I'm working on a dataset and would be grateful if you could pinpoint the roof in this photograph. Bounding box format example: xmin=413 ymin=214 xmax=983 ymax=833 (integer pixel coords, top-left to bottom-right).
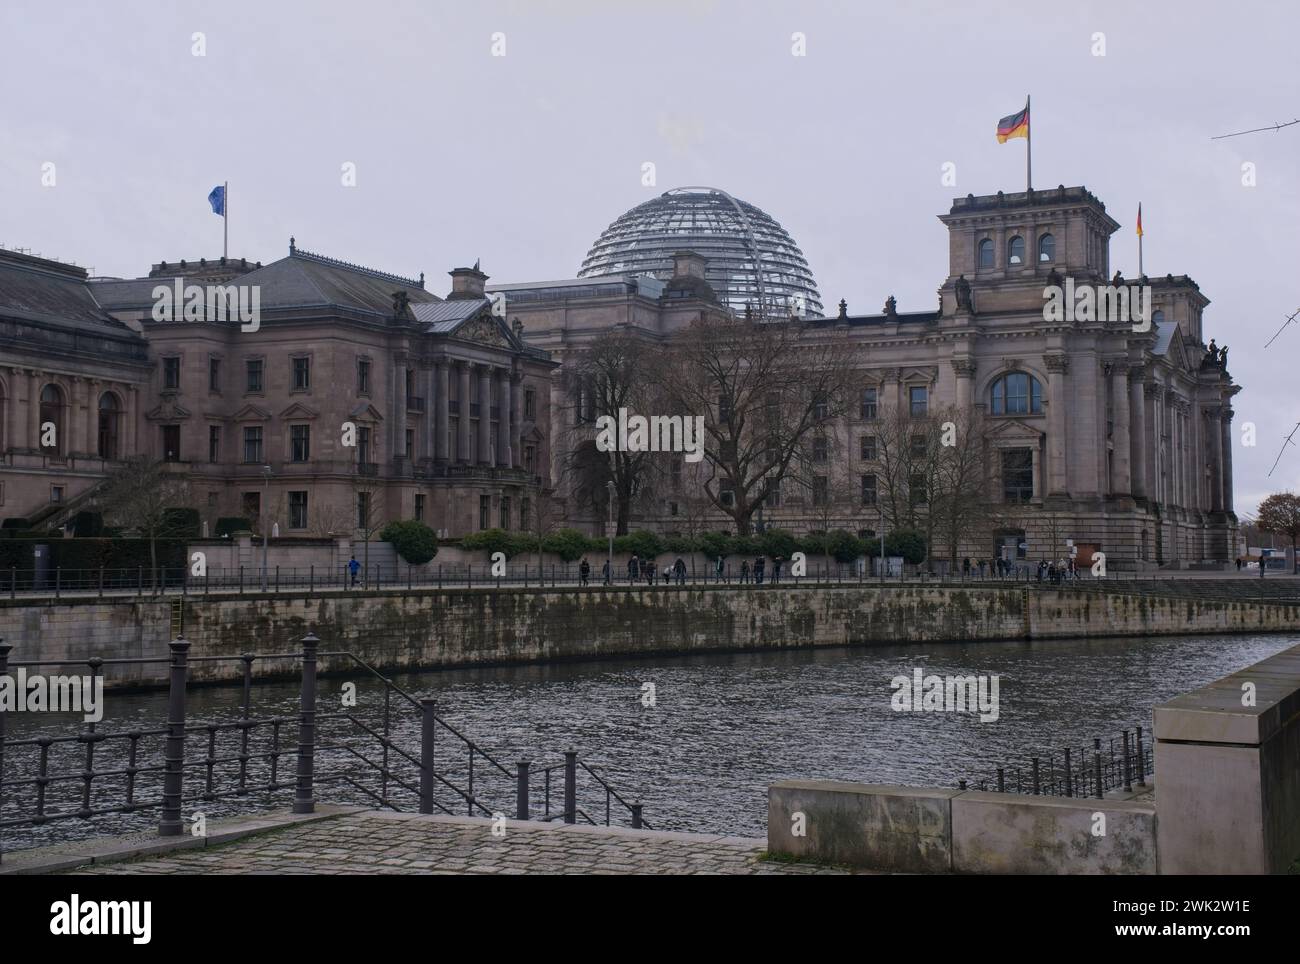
xmin=0 ymin=248 xmax=143 ymax=337
xmin=410 ymin=298 xmax=490 ymax=332
xmin=1152 ymin=320 xmax=1177 ymax=356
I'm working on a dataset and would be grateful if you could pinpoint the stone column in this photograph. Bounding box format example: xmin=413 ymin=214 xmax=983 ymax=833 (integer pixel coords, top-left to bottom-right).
xmin=1144 ymin=385 xmax=1162 ymax=505
xmin=1044 ymin=354 xmax=1069 ymax=497
xmin=85 ymin=380 xmax=99 ymax=457
xmin=478 ymin=364 xmax=493 ymax=466
xmin=435 ymin=361 xmax=450 ymax=463
xmin=510 ymin=374 xmax=523 ymax=469
xmin=952 ymin=359 xmax=975 ymax=410
xmin=423 ymin=365 xmax=436 ymax=462
xmin=126 ymin=384 xmax=139 ymax=459
xmin=1129 ymin=369 xmax=1146 ymax=499
xmin=497 ymin=368 xmax=512 ymax=467
xmin=1220 ymin=407 xmax=1234 ymax=514
xmin=392 ymin=359 xmax=408 ymax=462
xmin=28 ymin=370 xmax=41 ymax=451
xmin=1069 ymin=352 xmax=1101 ymax=497
xmin=1207 ymin=408 xmax=1223 ymax=513
xmin=457 ymin=362 xmax=471 ymax=463
xmin=1109 ymin=362 xmax=1130 ymax=496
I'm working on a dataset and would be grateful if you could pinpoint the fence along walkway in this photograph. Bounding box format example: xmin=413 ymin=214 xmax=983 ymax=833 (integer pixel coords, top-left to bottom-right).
xmin=0 ymin=636 xmax=646 ymax=864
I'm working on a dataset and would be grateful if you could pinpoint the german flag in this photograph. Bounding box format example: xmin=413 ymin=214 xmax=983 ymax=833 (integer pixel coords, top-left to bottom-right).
xmin=996 ymin=102 xmax=1029 ymax=143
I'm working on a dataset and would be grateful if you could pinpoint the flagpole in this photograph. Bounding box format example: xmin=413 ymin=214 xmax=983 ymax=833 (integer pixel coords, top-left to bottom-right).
xmin=1138 ymin=203 xmax=1144 ymax=277
xmin=223 ymin=181 xmax=228 ymax=260
xmin=1026 ymin=95 xmax=1032 ymax=192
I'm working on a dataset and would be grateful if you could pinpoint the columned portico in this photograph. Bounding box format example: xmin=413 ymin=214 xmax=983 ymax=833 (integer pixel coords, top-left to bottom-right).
xmin=1044 ymin=354 xmax=1069 ymax=498
xmin=497 ymin=367 xmax=512 ymax=467
xmin=1129 ymin=368 xmax=1146 ymax=499
xmin=436 ymin=361 xmax=450 ymax=462
xmin=1108 ymin=361 xmax=1131 ymax=496
xmin=457 ymin=362 xmax=471 ymax=463
xmin=477 ymin=364 xmax=493 ymax=466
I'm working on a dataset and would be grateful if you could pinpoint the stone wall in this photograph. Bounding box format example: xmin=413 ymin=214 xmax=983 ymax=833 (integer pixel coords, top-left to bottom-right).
xmin=3 ymin=584 xmax=1298 ymax=688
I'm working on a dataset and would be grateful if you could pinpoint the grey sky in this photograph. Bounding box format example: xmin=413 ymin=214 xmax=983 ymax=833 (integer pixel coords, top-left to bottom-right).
xmin=2 ymin=0 xmax=1296 ymax=514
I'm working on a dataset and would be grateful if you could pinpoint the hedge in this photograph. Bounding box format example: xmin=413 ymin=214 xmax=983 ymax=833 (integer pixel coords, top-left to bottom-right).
xmin=380 ymin=520 xmax=439 ymax=565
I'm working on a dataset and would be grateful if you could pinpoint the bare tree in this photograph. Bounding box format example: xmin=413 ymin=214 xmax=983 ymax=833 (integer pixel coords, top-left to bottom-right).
xmin=930 ymin=405 xmax=994 ymax=569
xmin=99 ymin=457 xmax=192 ymax=589
xmin=351 ymin=466 xmax=386 ymax=585
xmin=1257 ymin=491 xmax=1300 ymax=573
xmin=654 ymin=312 xmax=860 ymax=536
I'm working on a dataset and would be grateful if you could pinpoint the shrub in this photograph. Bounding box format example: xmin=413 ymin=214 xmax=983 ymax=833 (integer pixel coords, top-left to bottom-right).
xmin=71 ymin=511 xmax=104 ymax=538
xmin=215 ymin=517 xmax=253 ymax=539
xmin=730 ymin=534 xmax=759 ymax=556
xmin=542 ymin=528 xmax=593 ymax=562
xmin=827 ymin=530 xmax=864 ymax=563
xmin=616 ymin=529 xmax=663 ymax=560
xmin=381 ymin=520 xmax=439 ymax=565
xmin=800 ymin=530 xmax=830 ymax=557
xmin=459 ymin=528 xmax=516 ymax=558
xmin=759 ymin=528 xmax=798 ymax=561
xmin=885 ymin=529 xmax=927 ymax=564
xmin=698 ymin=531 xmax=732 ymax=560
xmin=160 ymin=507 xmax=201 ymax=539
xmin=663 ymin=533 xmax=696 ymax=554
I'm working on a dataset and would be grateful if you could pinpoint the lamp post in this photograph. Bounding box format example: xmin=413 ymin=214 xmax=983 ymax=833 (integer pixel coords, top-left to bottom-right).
xmin=261 ymin=464 xmax=272 ymax=591
xmin=879 ymin=505 xmax=885 ymax=584
xmin=605 ymin=480 xmax=616 ymax=583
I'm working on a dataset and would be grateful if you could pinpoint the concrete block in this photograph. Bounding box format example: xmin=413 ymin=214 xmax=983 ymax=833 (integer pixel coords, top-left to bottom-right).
xmin=952 ymin=791 xmax=1157 ymax=875
xmin=768 ymin=780 xmax=958 ymax=872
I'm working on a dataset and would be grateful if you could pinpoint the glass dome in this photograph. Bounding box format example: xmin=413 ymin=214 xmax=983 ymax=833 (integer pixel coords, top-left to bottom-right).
xmin=577 ymin=187 xmax=823 ymax=318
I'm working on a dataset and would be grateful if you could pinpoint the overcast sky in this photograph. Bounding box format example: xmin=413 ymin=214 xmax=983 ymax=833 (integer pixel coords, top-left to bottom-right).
xmin=2 ymin=0 xmax=1296 ymax=515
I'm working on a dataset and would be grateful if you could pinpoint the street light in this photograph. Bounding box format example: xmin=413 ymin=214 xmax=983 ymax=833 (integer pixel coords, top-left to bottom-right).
xmin=261 ymin=464 xmax=272 ymax=591
xmin=605 ymin=480 xmax=616 ymax=584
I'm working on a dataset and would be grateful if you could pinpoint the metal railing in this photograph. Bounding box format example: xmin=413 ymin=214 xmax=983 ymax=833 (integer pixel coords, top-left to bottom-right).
xmin=959 ymin=726 xmax=1154 ymax=799
xmin=0 ymin=635 xmax=647 ymax=862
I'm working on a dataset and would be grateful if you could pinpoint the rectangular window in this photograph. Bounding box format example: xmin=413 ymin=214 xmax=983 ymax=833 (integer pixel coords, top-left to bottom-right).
xmin=0 ymin=481 xmax=5 ymax=505
xmin=720 ymin=484 xmax=735 ymax=508
xmin=500 ymin=496 xmax=511 ymax=530
xmin=414 ymin=494 xmax=425 ymax=522
xmin=479 ymin=495 xmax=491 ymax=531
xmin=910 ymin=434 xmax=928 ymax=458
xmin=51 ymin=485 xmax=65 ymax=505
xmin=909 ymin=386 xmax=928 ymax=417
xmin=242 ymin=491 xmax=260 ymax=521
xmin=520 ymin=497 xmax=531 ymax=532
xmin=357 ymin=357 xmax=371 ymax=394
xmin=670 ymin=459 xmax=682 ymax=492
xmin=765 ymin=477 xmax=781 ymax=507
xmin=209 ymin=357 xmax=221 ymax=392
xmin=292 ymin=356 xmax=310 ymax=391
xmin=812 ymin=476 xmax=828 ymax=506
xmin=208 ymin=425 xmax=221 ymax=463
xmin=357 ymin=491 xmax=371 ymax=529
xmin=1002 ymin=448 xmax=1034 ymax=503
xmin=718 ymin=394 xmax=732 ymax=424
xmin=357 ymin=426 xmax=371 ymax=464
xmin=860 ymin=435 xmax=876 ymax=461
xmin=162 ymin=425 xmax=181 ymax=462
xmin=524 ymin=389 xmax=536 ymax=419
xmin=860 ymin=388 xmax=877 ymax=420
xmin=243 ymin=426 xmax=263 ymax=464
xmin=813 ymin=392 xmax=829 ymax=420
xmin=290 ymin=424 xmax=311 ymax=462
xmin=288 ymin=491 xmax=308 ymax=529
xmin=910 ymin=472 xmax=927 ymax=504
xmin=163 ymin=357 xmax=181 ymax=391
xmin=523 ymin=444 xmax=536 ymax=473
xmin=812 ymin=436 xmax=828 ymax=462
xmin=405 ymin=428 xmax=415 ymax=458
xmin=246 ymin=358 xmax=264 ymax=393
xmin=861 ymin=473 xmax=877 ymax=506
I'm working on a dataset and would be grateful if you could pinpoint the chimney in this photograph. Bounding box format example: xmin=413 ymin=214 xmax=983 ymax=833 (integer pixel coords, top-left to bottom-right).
xmin=672 ymin=250 xmax=708 ymax=281
xmin=447 ymin=264 xmax=488 ymax=300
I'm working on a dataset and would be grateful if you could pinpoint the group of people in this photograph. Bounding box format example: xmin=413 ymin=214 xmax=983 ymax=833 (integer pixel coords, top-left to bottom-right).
xmin=960 ymin=557 xmax=1019 ymax=579
xmin=574 ymin=554 xmax=790 ymax=587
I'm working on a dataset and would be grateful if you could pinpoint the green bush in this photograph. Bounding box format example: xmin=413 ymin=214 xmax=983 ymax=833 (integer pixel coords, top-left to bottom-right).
xmin=160 ymin=507 xmax=202 ymax=539
xmin=731 ymin=534 xmax=759 ymax=556
xmin=71 ymin=511 xmax=104 ymax=538
xmin=663 ymin=533 xmax=696 ymax=554
xmin=2 ymin=517 xmax=31 ymax=530
xmin=542 ymin=528 xmax=593 ymax=562
xmin=459 ymin=528 xmax=517 ymax=558
xmin=615 ymin=529 xmax=663 ymax=559
xmin=885 ymin=529 xmax=927 ymax=564
xmin=759 ymin=528 xmax=797 ymax=561
xmin=381 ymin=520 xmax=439 ymax=565
xmin=215 ymin=517 xmax=253 ymax=538
xmin=698 ymin=531 xmax=732 ymax=560
xmin=827 ymin=530 xmax=864 ymax=563
xmin=800 ymin=530 xmax=829 ymax=556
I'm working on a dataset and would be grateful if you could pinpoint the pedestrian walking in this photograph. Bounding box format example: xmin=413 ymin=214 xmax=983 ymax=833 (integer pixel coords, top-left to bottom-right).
xmin=628 ymin=555 xmax=640 ymax=584
xmin=645 ymin=558 xmax=657 ymax=586
xmin=579 ymin=557 xmax=590 ymax=586
xmin=754 ymin=556 xmax=766 ymax=585
xmin=740 ymin=559 xmax=750 ymax=584
xmin=772 ymin=557 xmax=783 ymax=584
xmin=602 ymin=559 xmax=611 ymax=585
xmin=715 ymin=554 xmax=726 ymax=584
xmin=673 ymin=557 xmax=687 ymax=585
xmin=348 ymin=555 xmax=360 ymax=588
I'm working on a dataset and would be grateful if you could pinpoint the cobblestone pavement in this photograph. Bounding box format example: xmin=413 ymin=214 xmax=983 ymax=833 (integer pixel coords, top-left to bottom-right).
xmin=73 ymin=810 xmax=856 ymax=875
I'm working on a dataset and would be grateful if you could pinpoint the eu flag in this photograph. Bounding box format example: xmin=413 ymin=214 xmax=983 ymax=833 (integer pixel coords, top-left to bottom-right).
xmin=207 ymin=185 xmax=226 ymax=216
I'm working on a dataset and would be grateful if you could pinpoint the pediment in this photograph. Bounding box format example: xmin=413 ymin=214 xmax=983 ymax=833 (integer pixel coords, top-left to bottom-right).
xmin=455 ymin=311 xmax=512 ymax=348
xmin=232 ymin=403 xmax=272 ymax=421
xmin=279 ymin=401 xmax=320 ymax=420
xmin=348 ymin=401 xmax=385 ymax=422
xmin=899 ymin=366 xmax=938 ymax=384
xmin=145 ymin=399 xmax=192 ymax=421
xmin=986 ymin=418 xmax=1045 ymax=442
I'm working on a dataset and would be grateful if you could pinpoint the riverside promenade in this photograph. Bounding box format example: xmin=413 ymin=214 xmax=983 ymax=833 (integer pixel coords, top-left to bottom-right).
xmin=3 ymin=808 xmax=852 ymax=876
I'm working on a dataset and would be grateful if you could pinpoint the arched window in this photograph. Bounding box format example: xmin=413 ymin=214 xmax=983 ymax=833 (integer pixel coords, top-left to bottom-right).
xmin=1151 ymin=309 xmax=1165 ymax=326
xmin=990 ymin=372 xmax=1043 ymax=415
xmin=38 ymin=384 xmax=64 ymax=453
xmin=98 ymin=392 xmax=121 ymax=460
xmin=977 ymin=238 xmax=994 ymax=269
xmin=1038 ymin=233 xmax=1055 ymax=262
xmin=1008 ymin=235 xmax=1025 ymax=265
